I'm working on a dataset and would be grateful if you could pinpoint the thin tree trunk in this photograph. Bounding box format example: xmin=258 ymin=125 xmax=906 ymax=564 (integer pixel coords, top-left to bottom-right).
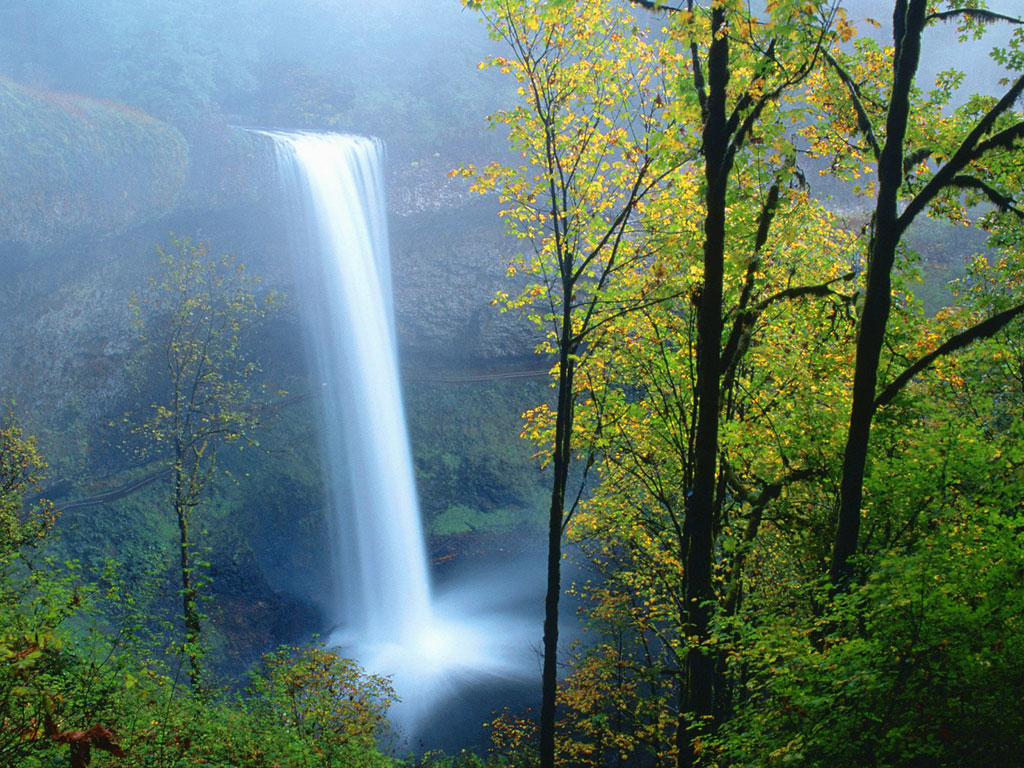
xmin=540 ymin=313 xmax=576 ymax=768
xmin=175 ymin=465 xmax=202 ymax=689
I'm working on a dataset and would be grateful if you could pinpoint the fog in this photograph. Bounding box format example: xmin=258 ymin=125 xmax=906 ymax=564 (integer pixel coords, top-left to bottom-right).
xmin=1 ymin=0 xmax=1017 ymax=178
xmin=842 ymin=0 xmax=1019 ymax=102
xmin=0 ymin=0 xmax=509 ymax=159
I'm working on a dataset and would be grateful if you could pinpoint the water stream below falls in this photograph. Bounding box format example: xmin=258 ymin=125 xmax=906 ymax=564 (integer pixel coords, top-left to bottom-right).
xmin=264 ymin=131 xmax=535 ymax=738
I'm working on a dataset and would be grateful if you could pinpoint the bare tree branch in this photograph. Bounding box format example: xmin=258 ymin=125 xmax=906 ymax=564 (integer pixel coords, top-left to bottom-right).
xmin=927 ymin=9 xmax=1024 ymax=25
xmin=874 ymin=301 xmax=1024 ymax=410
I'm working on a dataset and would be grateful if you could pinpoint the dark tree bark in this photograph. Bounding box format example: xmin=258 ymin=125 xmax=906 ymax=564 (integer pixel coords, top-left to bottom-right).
xmin=830 ymin=0 xmax=1024 ymax=588
xmin=677 ymin=7 xmax=728 ymax=768
xmin=539 ymin=310 xmax=576 ymax=768
xmin=831 ymin=0 xmax=927 ymax=589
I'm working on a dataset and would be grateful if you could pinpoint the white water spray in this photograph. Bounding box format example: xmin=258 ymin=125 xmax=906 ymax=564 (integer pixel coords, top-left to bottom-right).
xmin=269 ymin=132 xmax=432 ymax=641
xmin=264 ymin=131 xmax=533 ymax=734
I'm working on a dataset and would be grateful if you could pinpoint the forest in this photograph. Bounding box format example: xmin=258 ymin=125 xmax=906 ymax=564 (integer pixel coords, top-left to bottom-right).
xmin=1 ymin=0 xmax=1023 ymax=766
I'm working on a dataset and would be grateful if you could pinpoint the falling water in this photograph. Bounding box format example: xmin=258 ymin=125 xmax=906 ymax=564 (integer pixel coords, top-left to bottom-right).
xmin=264 ymin=131 xmax=535 ymax=736
xmin=268 ymin=131 xmax=432 ymax=642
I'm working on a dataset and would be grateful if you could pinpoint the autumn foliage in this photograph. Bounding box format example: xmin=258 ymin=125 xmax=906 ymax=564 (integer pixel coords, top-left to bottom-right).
xmin=466 ymin=0 xmax=1024 ymax=765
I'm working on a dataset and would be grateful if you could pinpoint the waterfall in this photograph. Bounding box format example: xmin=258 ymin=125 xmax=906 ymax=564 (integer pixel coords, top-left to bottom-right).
xmin=263 ymin=130 xmax=534 ymax=737
xmin=268 ymin=131 xmax=432 ymax=642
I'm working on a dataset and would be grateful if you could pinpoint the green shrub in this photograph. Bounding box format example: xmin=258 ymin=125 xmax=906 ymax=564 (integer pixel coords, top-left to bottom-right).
xmin=715 ymin=514 xmax=1024 ymax=768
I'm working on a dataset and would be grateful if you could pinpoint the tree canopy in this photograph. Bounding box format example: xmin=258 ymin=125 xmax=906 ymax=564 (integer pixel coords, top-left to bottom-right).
xmin=466 ymin=0 xmax=1024 ymax=765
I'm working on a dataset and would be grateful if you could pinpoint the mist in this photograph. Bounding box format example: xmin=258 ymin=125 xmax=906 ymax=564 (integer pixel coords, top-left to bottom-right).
xmin=1 ymin=0 xmax=1021 ymax=761
xmin=0 ymin=0 xmax=508 ymax=157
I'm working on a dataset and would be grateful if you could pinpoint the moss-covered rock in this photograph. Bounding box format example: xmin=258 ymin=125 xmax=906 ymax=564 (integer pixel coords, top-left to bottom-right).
xmin=175 ymin=114 xmax=278 ymax=214
xmin=0 ymin=77 xmax=189 ymax=247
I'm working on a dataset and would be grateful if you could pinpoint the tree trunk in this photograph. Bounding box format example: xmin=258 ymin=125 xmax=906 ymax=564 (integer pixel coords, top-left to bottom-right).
xmin=678 ymin=9 xmax=728 ymax=767
xmin=831 ymin=0 xmax=926 ymax=588
xmin=175 ymin=465 xmax=203 ymax=689
xmin=539 ymin=313 xmax=577 ymax=768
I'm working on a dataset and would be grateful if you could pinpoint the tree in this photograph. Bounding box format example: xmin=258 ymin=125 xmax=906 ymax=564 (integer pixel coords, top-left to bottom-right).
xmin=561 ymin=184 xmax=856 ymax=764
xmin=615 ymin=3 xmax=854 ymax=763
xmin=0 ymin=403 xmax=55 ymax=559
xmin=130 ymin=237 xmax=276 ymax=688
xmin=462 ymin=3 xmax=675 ymax=763
xmin=468 ymin=1 xmax=860 ymax=763
xmin=0 ymin=408 xmax=132 ymax=767
xmin=469 ymin=2 xmax=1024 ymax=765
xmin=245 ymin=645 xmax=397 ymax=768
xmin=462 ymin=0 xmax=684 ymax=765
xmin=0 ymin=405 xmax=60 ymax=766
xmin=464 ymin=1 xmax=671 ymax=765
xmin=814 ymin=1 xmax=1024 ymax=587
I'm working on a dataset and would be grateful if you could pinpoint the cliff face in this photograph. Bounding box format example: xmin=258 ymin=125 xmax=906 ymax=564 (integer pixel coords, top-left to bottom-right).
xmin=391 ymin=201 xmax=536 ymax=365
xmin=0 ymin=88 xmax=536 ymax=468
xmin=0 ymin=78 xmax=189 ymax=246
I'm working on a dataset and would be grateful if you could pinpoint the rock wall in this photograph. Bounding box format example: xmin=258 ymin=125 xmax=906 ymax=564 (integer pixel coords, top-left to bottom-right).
xmin=0 ymin=93 xmax=538 ymax=468
xmin=388 ymin=162 xmax=536 ymax=364
xmin=0 ymin=78 xmax=189 ymax=246
xmin=391 ymin=207 xmax=535 ymax=363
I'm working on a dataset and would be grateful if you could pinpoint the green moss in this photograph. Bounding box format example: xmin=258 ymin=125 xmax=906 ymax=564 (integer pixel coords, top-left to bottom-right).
xmin=0 ymin=77 xmax=189 ymax=246
xmin=429 ymin=502 xmax=543 ymax=536
xmin=406 ymin=375 xmax=551 ymax=535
